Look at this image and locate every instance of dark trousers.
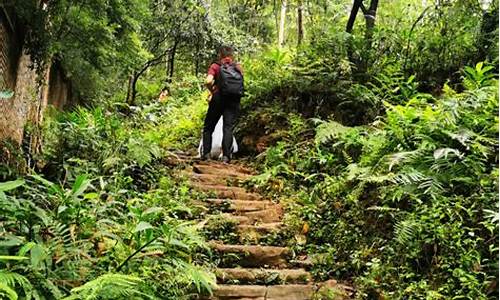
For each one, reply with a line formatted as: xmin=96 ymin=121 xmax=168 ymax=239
xmin=202 ymin=92 xmax=241 ymax=158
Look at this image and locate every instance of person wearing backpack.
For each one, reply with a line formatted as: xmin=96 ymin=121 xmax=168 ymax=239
xmin=201 ymin=45 xmax=244 ymax=164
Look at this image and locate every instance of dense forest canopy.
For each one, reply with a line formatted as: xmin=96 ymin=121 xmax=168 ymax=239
xmin=0 ymin=0 xmax=499 ymax=299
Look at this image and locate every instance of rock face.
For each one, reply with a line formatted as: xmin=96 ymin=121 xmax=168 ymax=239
xmin=189 ymin=161 xmax=352 ymax=300
xmin=0 ymin=9 xmax=74 ymax=145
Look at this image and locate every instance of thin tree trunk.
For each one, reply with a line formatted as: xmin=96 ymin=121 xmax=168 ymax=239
xmin=346 ymin=0 xmax=363 ymax=33
xmin=346 ymin=0 xmax=363 ymax=67
xmin=167 ymin=40 xmax=178 ymax=82
xmin=126 ymin=73 xmax=136 ymax=106
xmin=297 ymin=0 xmax=304 ymax=46
xmin=278 ymin=0 xmax=287 ymax=47
xmin=364 ymin=0 xmax=379 ymax=49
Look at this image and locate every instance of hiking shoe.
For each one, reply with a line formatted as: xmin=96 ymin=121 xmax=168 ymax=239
xmin=201 ymin=153 xmax=210 ymax=161
xmin=222 ymin=156 xmax=230 ymax=164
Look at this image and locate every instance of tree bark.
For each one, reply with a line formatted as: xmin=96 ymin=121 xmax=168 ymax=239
xmin=297 ymin=0 xmax=304 ymax=46
xmin=278 ymin=0 xmax=287 ymax=47
xmin=126 ymin=73 xmax=136 ymax=106
xmin=363 ymin=0 xmax=379 ymax=49
xmin=167 ymin=40 xmax=178 ymax=83
xmin=346 ymin=0 xmax=363 ymax=33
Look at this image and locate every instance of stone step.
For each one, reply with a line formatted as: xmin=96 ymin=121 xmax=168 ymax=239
xmin=192 ymin=183 xmax=262 ymax=200
xmin=240 ymin=207 xmax=283 ymax=223
xmin=195 ymin=161 xmax=254 ymax=175
xmin=190 ymin=173 xmax=243 ymax=186
xmin=236 ymin=223 xmax=283 ymax=234
xmin=216 ymin=268 xmax=312 ymax=285
xmin=193 ymin=164 xmax=253 ymax=178
xmin=201 ymin=199 xmax=276 ymax=213
xmin=217 ymin=211 xmax=282 ymax=225
xmin=209 ymin=242 xmax=291 ymax=268
xmin=205 ymin=284 xmax=314 ymax=300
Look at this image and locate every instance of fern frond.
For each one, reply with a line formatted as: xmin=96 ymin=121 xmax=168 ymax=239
xmin=315 ymin=120 xmax=351 ymax=144
xmin=391 ymin=170 xmax=428 ymax=185
xmin=394 ymin=218 xmax=419 ymax=245
xmin=63 ymin=274 xmax=151 ymax=300
xmin=385 ymin=150 xmax=421 ymax=171
xmin=0 ymin=282 xmax=17 ymax=300
xmin=0 ymin=271 xmax=32 ymax=299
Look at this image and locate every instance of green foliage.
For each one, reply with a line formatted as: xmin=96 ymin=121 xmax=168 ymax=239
xmin=63 ymin=274 xmax=149 ymax=300
xmin=251 ymin=67 xmax=498 ymax=299
xmin=11 ymin=0 xmax=149 ymax=100
xmin=0 ymin=80 xmax=216 ymax=298
xmin=463 ymin=62 xmax=497 ymax=89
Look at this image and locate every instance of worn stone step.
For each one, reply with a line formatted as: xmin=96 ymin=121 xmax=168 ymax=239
xmin=236 ymin=223 xmax=283 ymax=234
xmin=209 ymin=210 xmax=282 ymax=226
xmin=216 ymin=268 xmax=312 ymax=284
xmin=215 ymin=211 xmax=282 ymax=226
xmin=209 ymin=242 xmax=291 ymax=268
xmin=193 ymin=164 xmax=253 ymax=178
xmin=195 ymin=161 xmax=254 ymax=175
xmin=205 ymin=284 xmax=314 ymax=300
xmin=201 ymin=199 xmax=276 ymax=212
xmin=191 ymin=183 xmax=262 ymax=200
xmin=239 ymin=206 xmax=283 ymax=223
xmin=190 ymin=173 xmax=243 ymax=186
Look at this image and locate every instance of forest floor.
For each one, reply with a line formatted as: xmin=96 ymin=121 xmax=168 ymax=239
xmin=178 ymin=157 xmax=354 ymax=300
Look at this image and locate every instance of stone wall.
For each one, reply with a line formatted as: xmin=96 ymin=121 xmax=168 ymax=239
xmin=47 ymin=61 xmax=74 ymax=109
xmin=0 ymin=6 xmax=73 ymax=145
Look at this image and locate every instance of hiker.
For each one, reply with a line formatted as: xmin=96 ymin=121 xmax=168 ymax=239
xmin=201 ymin=45 xmax=244 ymax=164
xmin=158 ymin=88 xmax=169 ymax=103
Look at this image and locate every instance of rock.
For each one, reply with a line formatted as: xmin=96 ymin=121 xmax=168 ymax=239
xmin=209 ymin=242 xmax=291 ymax=267
xmin=210 ymin=285 xmax=266 ymax=299
xmin=191 ymin=183 xmax=262 ymax=200
xmin=240 ymin=205 xmax=283 ymax=223
xmin=202 ymin=199 xmax=275 ymax=212
xmin=266 ymin=284 xmax=314 ymax=300
xmin=216 ymin=268 xmax=312 ymax=284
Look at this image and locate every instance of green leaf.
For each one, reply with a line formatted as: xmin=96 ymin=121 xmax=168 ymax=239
xmin=0 ymin=283 xmax=17 ymax=300
xmin=0 ymin=256 xmax=28 ymax=261
xmin=70 ymin=175 xmax=91 ymax=199
xmin=83 ymin=192 xmax=99 ymax=200
xmin=134 ymin=221 xmax=154 ymax=233
xmin=0 ymin=180 xmax=25 ymax=192
xmin=0 ymin=90 xmax=14 ymax=99
xmin=142 ymin=207 xmax=163 ymax=216
xmin=30 ymin=244 xmax=47 ymax=268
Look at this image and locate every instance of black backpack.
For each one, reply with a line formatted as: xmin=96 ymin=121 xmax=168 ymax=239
xmin=216 ymin=62 xmax=244 ymax=97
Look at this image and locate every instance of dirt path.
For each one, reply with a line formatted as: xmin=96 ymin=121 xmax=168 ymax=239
xmin=182 ymin=159 xmax=352 ymax=300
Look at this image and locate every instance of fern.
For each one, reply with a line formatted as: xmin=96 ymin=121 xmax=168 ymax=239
xmin=0 ymin=271 xmax=32 ymax=300
xmin=63 ymin=274 xmax=151 ymax=300
xmin=385 ymin=150 xmax=421 ymax=171
xmin=0 ymin=282 xmax=17 ymax=300
xmin=391 ymin=170 xmax=428 ymax=185
xmin=394 ymin=218 xmax=419 ymax=246
xmin=314 ymin=120 xmax=351 ymax=144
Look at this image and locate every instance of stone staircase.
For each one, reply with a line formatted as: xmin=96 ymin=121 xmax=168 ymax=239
xmin=184 ymin=160 xmax=352 ymax=300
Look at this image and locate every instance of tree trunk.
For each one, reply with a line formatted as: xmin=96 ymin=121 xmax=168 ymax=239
xmin=278 ymin=0 xmax=287 ymax=47
xmin=167 ymin=40 xmax=178 ymax=83
xmin=126 ymin=72 xmax=138 ymax=106
xmin=297 ymin=0 xmax=304 ymax=46
xmin=346 ymin=0 xmax=363 ymax=33
xmin=346 ymin=0 xmax=363 ymax=68
xmin=364 ymin=0 xmax=379 ymax=49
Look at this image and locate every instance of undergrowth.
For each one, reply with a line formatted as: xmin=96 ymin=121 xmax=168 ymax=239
xmin=247 ymin=62 xmax=499 ymax=299
xmin=0 ymin=79 xmax=214 ymax=299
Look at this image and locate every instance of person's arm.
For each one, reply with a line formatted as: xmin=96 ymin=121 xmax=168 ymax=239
xmin=205 ymin=74 xmax=215 ymax=92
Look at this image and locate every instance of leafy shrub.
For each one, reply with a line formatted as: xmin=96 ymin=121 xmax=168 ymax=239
xmin=0 ymin=79 xmax=215 ymax=298
xmin=252 ymin=65 xmax=498 ymax=299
